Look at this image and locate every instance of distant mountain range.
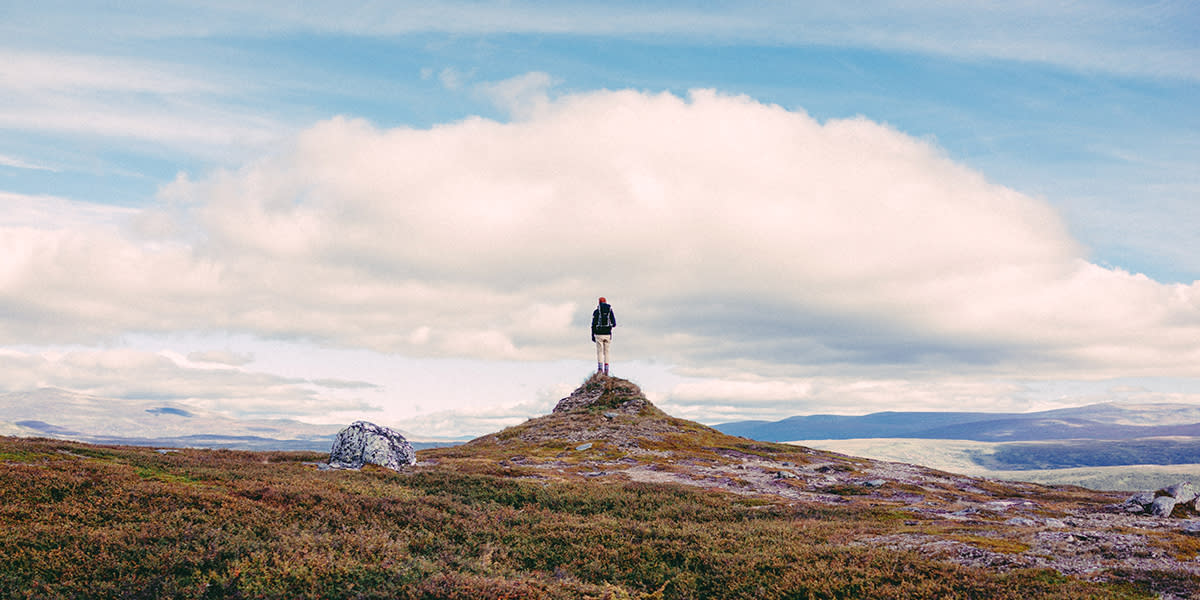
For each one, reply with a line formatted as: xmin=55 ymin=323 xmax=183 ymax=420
xmin=0 ymin=388 xmax=456 ymax=452
xmin=714 ymin=402 xmax=1200 ymax=442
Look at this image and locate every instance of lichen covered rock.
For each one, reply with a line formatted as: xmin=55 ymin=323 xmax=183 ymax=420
xmin=328 ymin=420 xmax=416 ymax=470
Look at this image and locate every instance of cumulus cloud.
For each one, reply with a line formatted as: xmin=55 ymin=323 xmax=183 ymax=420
xmin=476 ymin=71 xmax=556 ymax=119
xmin=3 ymin=85 xmax=1200 ymax=392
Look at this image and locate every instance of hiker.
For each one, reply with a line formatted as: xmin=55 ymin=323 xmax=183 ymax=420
xmin=591 ymin=297 xmax=616 ymax=375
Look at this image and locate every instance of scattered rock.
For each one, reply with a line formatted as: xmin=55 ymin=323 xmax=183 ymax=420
xmin=1043 ymin=518 xmax=1068 ymax=528
xmin=1151 ymin=496 xmax=1178 ymax=518
xmin=327 ymin=421 xmax=416 ymax=471
xmin=863 ymin=479 xmax=887 ymax=488
xmin=774 ymin=471 xmax=799 ymax=480
xmin=576 ymin=442 xmax=594 ymax=451
xmin=1124 ymin=482 xmax=1200 ymax=517
xmin=603 ymin=412 xmax=619 ymax=420
xmin=1006 ymin=517 xmax=1037 ymax=527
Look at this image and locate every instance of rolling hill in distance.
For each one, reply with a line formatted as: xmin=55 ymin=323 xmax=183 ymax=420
xmin=715 ymin=403 xmax=1200 ymax=442
xmin=715 ymin=403 xmax=1200 ymax=491
xmin=0 ymin=388 xmax=458 ymax=452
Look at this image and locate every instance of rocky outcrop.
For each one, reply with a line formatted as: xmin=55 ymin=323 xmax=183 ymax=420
xmin=1125 ymin=481 xmax=1198 ymax=517
xmin=327 ymin=421 xmax=416 ymax=470
xmin=552 ymin=374 xmax=648 ymax=414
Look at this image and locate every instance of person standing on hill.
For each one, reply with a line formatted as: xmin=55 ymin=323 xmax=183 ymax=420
xmin=591 ymin=297 xmax=616 ymax=376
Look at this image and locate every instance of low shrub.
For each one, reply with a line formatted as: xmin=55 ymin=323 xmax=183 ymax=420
xmin=0 ymin=437 xmax=1162 ymax=599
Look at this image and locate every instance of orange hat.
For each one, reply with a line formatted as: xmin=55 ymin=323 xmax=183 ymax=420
xmin=599 ymin=297 xmax=607 ymax=303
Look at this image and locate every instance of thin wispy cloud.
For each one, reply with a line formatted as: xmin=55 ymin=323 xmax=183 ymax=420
xmin=0 ymin=154 xmax=56 ymax=172
xmin=20 ymin=2 xmax=1190 ymax=80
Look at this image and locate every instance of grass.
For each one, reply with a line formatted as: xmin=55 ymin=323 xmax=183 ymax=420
xmin=0 ymin=435 xmax=1167 ymax=599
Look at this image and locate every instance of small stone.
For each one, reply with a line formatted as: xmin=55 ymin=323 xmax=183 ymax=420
xmin=863 ymin=479 xmax=887 ymax=488
xmin=1181 ymin=520 xmax=1200 ymax=533
xmin=575 ymin=442 xmax=593 ymax=451
xmin=603 ymin=412 xmax=619 ymax=420
xmin=1151 ymin=496 xmax=1178 ymax=518
xmin=1043 ymin=518 xmax=1067 ymax=528
xmin=774 ymin=471 xmax=798 ymax=480
xmin=1006 ymin=517 xmax=1037 ymax=527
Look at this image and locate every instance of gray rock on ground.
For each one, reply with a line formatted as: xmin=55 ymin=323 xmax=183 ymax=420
xmin=1126 ymin=491 xmax=1156 ymax=507
xmin=327 ymin=420 xmax=416 ymax=471
xmin=1151 ymin=496 xmax=1179 ymax=518
xmin=1124 ymin=482 xmax=1200 ymax=518
xmin=1165 ymin=482 xmax=1198 ymax=504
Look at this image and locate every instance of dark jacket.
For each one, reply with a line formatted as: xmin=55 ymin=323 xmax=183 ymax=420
xmin=591 ymin=303 xmax=616 ymax=336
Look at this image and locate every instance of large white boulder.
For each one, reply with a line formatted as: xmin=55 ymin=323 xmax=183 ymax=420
xmin=327 ymin=421 xmax=416 ymax=470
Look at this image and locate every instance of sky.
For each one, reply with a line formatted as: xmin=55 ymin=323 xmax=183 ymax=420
xmin=1 ymin=1 xmax=1198 ymax=439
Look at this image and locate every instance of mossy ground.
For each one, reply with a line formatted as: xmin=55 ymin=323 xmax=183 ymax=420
xmin=0 ymin=376 xmax=1194 ymax=598
xmin=0 ymin=436 xmax=1163 ymax=600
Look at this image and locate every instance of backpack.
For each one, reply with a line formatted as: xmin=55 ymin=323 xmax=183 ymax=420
xmin=596 ymin=307 xmax=612 ymax=328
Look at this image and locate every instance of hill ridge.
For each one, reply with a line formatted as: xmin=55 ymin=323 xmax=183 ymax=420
xmin=716 ymin=402 xmax=1200 ymax=442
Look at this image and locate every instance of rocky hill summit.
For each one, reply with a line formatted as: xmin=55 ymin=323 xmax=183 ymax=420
xmin=550 ymin=374 xmax=653 ymax=414
xmin=421 ymin=375 xmax=1200 ymax=598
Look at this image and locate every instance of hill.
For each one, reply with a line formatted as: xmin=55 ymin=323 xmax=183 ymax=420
xmin=715 ymin=403 xmax=1200 ymax=442
xmin=716 ymin=404 xmax=1200 ymax=487
xmin=0 ymin=388 xmax=344 ymax=450
xmin=3 ymin=375 xmax=1200 ymax=599
xmin=0 ymin=388 xmax=458 ymax=451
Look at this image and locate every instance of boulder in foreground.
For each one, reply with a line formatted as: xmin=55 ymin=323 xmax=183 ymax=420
xmin=327 ymin=421 xmax=416 ymax=470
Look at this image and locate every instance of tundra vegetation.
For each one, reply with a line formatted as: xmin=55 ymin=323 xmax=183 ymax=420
xmin=1 ymin=376 xmax=1196 ymax=599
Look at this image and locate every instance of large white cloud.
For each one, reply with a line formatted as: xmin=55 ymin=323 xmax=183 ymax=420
xmin=4 ymin=87 xmax=1200 ymax=386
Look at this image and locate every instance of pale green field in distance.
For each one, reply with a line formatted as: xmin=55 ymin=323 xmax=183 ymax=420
xmin=790 ymin=437 xmax=1200 ymax=492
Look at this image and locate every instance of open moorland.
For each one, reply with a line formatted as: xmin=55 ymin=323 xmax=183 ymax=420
xmin=4 ymin=376 xmax=1200 ymax=599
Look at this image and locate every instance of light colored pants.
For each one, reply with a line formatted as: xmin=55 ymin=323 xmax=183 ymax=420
xmin=594 ymin=334 xmax=612 ymax=365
